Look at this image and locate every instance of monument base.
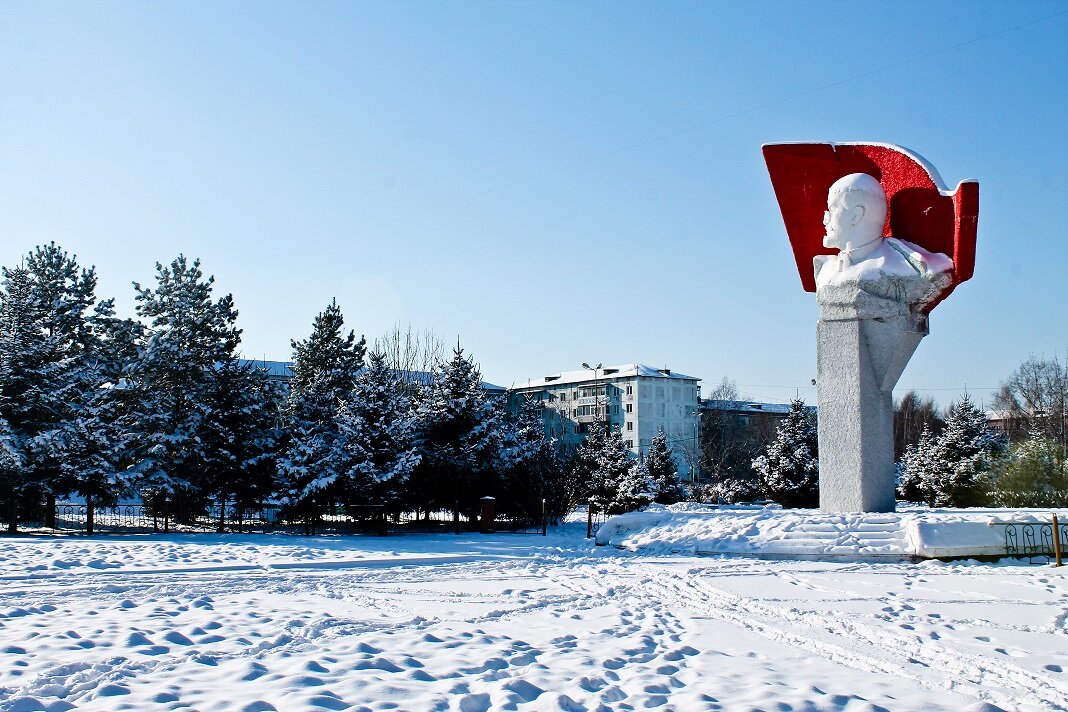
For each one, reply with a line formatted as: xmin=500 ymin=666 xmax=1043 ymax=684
xmin=816 ymin=315 xmax=927 ymax=513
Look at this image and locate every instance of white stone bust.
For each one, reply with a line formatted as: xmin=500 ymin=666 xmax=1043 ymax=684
xmin=814 ymin=173 xmax=953 ymax=320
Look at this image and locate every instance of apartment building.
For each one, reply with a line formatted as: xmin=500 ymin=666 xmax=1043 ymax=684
xmin=509 ymin=364 xmax=701 ymax=477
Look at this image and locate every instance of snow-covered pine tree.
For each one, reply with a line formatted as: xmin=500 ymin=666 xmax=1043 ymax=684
xmin=0 ymin=266 xmax=61 ymax=531
xmin=410 ymin=344 xmax=499 ymax=520
xmin=127 ymin=256 xmax=242 ymax=517
xmin=571 ymin=422 xmax=610 ymax=513
xmin=751 ymin=399 xmax=819 ymax=508
xmin=900 ymin=394 xmax=1005 ymax=507
xmin=0 ymin=415 xmax=27 ymax=532
xmin=897 ymin=423 xmax=939 ymax=504
xmin=646 ymin=428 xmax=685 ymax=504
xmin=278 ymin=300 xmax=365 ymax=519
xmin=23 ymin=244 xmax=130 ymax=527
xmin=576 ymin=424 xmax=643 ymax=514
xmin=336 ymin=350 xmax=420 ymax=509
xmin=614 ymin=449 xmax=655 ymax=514
xmin=498 ymin=394 xmax=578 ymax=524
xmin=198 ymin=359 xmax=282 ymax=529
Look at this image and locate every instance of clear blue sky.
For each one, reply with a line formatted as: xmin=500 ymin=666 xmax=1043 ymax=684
xmin=2 ymin=1 xmax=1066 ymax=407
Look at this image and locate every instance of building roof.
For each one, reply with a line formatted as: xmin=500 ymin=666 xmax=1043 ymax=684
xmin=513 ymin=364 xmax=700 ymax=390
xmin=239 ymin=359 xmax=505 ymax=392
xmin=702 ymin=399 xmax=798 ymax=415
xmin=239 ymin=359 xmax=294 ymax=379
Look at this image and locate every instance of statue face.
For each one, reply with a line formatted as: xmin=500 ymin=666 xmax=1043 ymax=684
xmin=822 ymin=191 xmax=854 ymax=251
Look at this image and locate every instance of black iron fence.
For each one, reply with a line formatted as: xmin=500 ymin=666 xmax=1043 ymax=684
xmin=46 ymin=501 xmax=546 ymax=537
xmin=990 ymin=515 xmax=1068 ymax=565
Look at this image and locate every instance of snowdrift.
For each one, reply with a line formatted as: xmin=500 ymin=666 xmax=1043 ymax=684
xmin=595 ymin=504 xmax=1066 ymax=560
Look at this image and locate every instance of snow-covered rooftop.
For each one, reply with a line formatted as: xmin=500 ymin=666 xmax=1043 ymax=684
xmin=239 ymin=359 xmax=505 ymax=392
xmin=239 ymin=359 xmax=294 ymax=379
xmin=702 ymin=399 xmax=797 ymax=414
xmin=513 ymin=364 xmax=699 ymax=390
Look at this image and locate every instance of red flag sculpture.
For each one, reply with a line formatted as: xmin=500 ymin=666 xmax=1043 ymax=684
xmin=762 ymin=142 xmax=978 ymax=312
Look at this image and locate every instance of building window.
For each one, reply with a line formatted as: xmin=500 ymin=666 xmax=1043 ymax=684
xmin=625 ymin=403 xmax=633 ymax=413
xmin=626 ymin=421 xmax=633 ymax=431
xmin=625 ymin=439 xmax=633 ymax=449
xmin=626 ymin=385 xmax=633 ymax=396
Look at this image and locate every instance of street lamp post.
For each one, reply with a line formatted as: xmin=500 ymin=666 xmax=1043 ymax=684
xmin=582 ymin=362 xmax=603 ymax=425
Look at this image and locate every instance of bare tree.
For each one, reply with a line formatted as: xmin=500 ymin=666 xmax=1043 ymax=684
xmin=372 ymin=323 xmax=446 ymax=381
xmin=992 ymin=355 xmax=1068 ymax=455
xmin=893 ymin=390 xmax=944 ymax=461
xmin=708 ymin=376 xmax=740 ymax=402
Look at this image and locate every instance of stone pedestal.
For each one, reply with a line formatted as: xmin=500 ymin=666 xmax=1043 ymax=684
xmin=817 ymin=314 xmax=927 ymax=513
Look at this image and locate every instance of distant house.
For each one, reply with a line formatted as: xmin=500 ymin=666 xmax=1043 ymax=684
xmin=238 ymin=359 xmax=506 ymax=395
xmin=699 ymin=399 xmax=816 ymax=483
xmin=509 ymin=364 xmax=701 ymax=478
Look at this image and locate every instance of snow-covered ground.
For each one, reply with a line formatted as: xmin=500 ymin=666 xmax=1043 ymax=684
xmin=1 ymin=522 xmax=1066 ymax=711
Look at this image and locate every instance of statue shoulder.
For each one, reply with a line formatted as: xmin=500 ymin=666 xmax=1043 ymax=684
xmin=884 ymin=238 xmax=954 ymax=277
xmin=813 ymin=253 xmax=833 ymax=281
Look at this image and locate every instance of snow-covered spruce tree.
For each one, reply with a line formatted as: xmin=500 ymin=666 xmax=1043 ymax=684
xmin=986 ymin=433 xmax=1067 ymax=508
xmin=198 ymin=359 xmax=282 ymax=529
xmin=336 ymin=350 xmax=420 ymax=509
xmin=614 ymin=449 xmax=655 ymax=514
xmin=896 ymin=424 xmax=938 ymax=504
xmin=897 ymin=394 xmax=1005 ymax=508
xmin=647 ymin=428 xmax=685 ymax=504
xmin=0 ymin=266 xmax=56 ymax=531
xmin=574 ymin=423 xmax=648 ymax=515
xmin=571 ymin=422 xmax=610 ymax=512
xmin=23 ymin=244 xmax=136 ymax=528
xmin=751 ymin=399 xmax=819 ymax=508
xmin=278 ymin=300 xmax=366 ymax=521
xmin=127 ymin=256 xmax=242 ymax=519
xmin=409 ymin=344 xmax=500 ymax=521
xmin=498 ymin=394 xmax=579 ymax=524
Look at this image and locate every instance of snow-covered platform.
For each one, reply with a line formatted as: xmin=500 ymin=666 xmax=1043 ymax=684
xmin=595 ymin=503 xmax=1068 ymax=561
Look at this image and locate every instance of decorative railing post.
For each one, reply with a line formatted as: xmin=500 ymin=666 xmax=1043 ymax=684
xmin=1053 ymin=513 xmax=1062 ymax=567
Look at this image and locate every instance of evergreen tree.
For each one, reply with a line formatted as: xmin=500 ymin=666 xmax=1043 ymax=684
xmin=499 ymin=395 xmax=578 ymax=524
xmin=751 ymin=399 xmax=819 ymax=508
xmin=571 ymin=422 xmax=605 ymax=509
xmin=198 ymin=359 xmax=282 ymax=528
xmin=897 ymin=424 xmax=938 ymax=504
xmin=897 ymin=395 xmax=1005 ymax=507
xmin=0 ymin=266 xmax=54 ymax=530
xmin=410 ymin=344 xmax=499 ymax=519
xmin=646 ymin=428 xmax=685 ymax=504
xmin=574 ymin=424 xmax=646 ymax=514
xmin=615 ymin=451 xmax=655 ymax=513
xmin=336 ymin=350 xmax=420 ymax=508
xmin=23 ymin=244 xmax=134 ymax=526
xmin=127 ymin=256 xmax=242 ymax=513
xmin=278 ymin=301 xmax=365 ymax=512
xmin=986 ymin=433 xmax=1067 ymax=508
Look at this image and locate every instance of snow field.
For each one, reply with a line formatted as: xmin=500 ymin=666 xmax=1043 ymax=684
xmin=0 ymin=526 xmax=1066 ymax=711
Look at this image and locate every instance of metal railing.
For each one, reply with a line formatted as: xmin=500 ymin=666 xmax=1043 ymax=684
xmin=48 ymin=502 xmax=546 ymax=537
xmin=989 ymin=514 xmax=1067 ymax=565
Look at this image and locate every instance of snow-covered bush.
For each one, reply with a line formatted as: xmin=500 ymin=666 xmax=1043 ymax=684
xmin=985 ymin=433 xmax=1067 ymax=508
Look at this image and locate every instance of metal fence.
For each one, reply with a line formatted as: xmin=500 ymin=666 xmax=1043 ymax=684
xmin=990 ymin=515 xmax=1067 ymax=565
xmin=45 ymin=502 xmax=545 ymax=537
